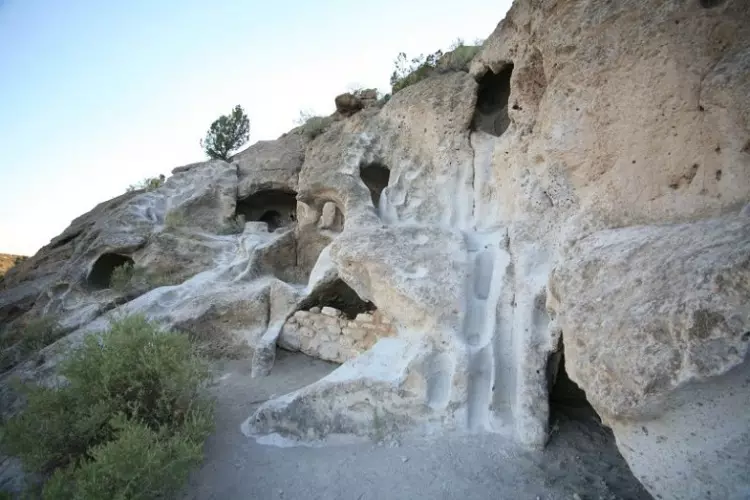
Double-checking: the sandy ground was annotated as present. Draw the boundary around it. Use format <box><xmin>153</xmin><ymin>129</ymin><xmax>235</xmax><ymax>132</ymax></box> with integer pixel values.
<box><xmin>183</xmin><ymin>350</ymin><xmax>652</xmax><ymax>500</ymax></box>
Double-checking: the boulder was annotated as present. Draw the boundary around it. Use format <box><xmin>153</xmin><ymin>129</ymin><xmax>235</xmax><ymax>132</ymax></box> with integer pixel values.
<box><xmin>549</xmin><ymin>213</ymin><xmax>750</xmax><ymax>500</ymax></box>
<box><xmin>334</xmin><ymin>93</ymin><xmax>363</xmax><ymax>116</ymax></box>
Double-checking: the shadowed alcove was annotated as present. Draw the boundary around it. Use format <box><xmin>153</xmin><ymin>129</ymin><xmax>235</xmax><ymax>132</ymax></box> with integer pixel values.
<box><xmin>236</xmin><ymin>189</ymin><xmax>298</xmax><ymax>231</ymax></box>
<box><xmin>471</xmin><ymin>64</ymin><xmax>514</xmax><ymax>137</ymax></box>
<box><xmin>298</xmin><ymin>279</ymin><xmax>376</xmax><ymax>320</ymax></box>
<box><xmin>547</xmin><ymin>336</ymin><xmax>601</xmax><ymax>425</ymax></box>
<box><xmin>88</xmin><ymin>253</ymin><xmax>134</xmax><ymax>289</ymax></box>
<box><xmin>359</xmin><ymin>163</ymin><xmax>390</xmax><ymax>206</ymax></box>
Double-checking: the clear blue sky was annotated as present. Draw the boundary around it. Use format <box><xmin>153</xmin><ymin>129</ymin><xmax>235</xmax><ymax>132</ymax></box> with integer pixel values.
<box><xmin>0</xmin><ymin>0</ymin><xmax>510</xmax><ymax>255</ymax></box>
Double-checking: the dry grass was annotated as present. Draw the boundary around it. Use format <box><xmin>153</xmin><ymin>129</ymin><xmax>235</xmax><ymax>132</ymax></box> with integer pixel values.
<box><xmin>0</xmin><ymin>253</ymin><xmax>26</xmax><ymax>277</ymax></box>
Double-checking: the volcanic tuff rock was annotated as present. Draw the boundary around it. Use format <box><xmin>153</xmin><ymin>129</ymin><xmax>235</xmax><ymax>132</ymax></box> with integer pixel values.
<box><xmin>1</xmin><ymin>0</ymin><xmax>749</xmax><ymax>498</ymax></box>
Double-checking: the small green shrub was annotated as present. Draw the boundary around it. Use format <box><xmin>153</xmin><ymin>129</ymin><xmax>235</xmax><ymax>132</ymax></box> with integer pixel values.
<box><xmin>143</xmin><ymin>268</ymin><xmax>183</xmax><ymax>288</ymax></box>
<box><xmin>164</xmin><ymin>210</ymin><xmax>187</xmax><ymax>230</ymax></box>
<box><xmin>303</xmin><ymin>116</ymin><xmax>331</xmax><ymax>139</ymax></box>
<box><xmin>389</xmin><ymin>39</ymin><xmax>482</xmax><ymax>94</ymax></box>
<box><xmin>126</xmin><ymin>175</ymin><xmax>165</xmax><ymax>193</ymax></box>
<box><xmin>19</xmin><ymin>316</ymin><xmax>64</xmax><ymax>353</ymax></box>
<box><xmin>295</xmin><ymin>110</ymin><xmax>332</xmax><ymax>139</ymax></box>
<box><xmin>0</xmin><ymin>315</ymin><xmax>64</xmax><ymax>372</ymax></box>
<box><xmin>390</xmin><ymin>50</ymin><xmax>442</xmax><ymax>94</ymax></box>
<box><xmin>109</xmin><ymin>262</ymin><xmax>135</xmax><ymax>292</ymax></box>
<box><xmin>441</xmin><ymin>44</ymin><xmax>481</xmax><ymax>71</ymax></box>
<box><xmin>0</xmin><ymin>315</ymin><xmax>213</xmax><ymax>499</ymax></box>
<box><xmin>201</xmin><ymin>105</ymin><xmax>250</xmax><ymax>161</ymax></box>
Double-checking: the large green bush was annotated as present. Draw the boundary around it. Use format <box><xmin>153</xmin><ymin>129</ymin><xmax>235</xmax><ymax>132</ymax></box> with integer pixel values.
<box><xmin>0</xmin><ymin>315</ymin><xmax>214</xmax><ymax>499</ymax></box>
<box><xmin>201</xmin><ymin>105</ymin><xmax>250</xmax><ymax>160</ymax></box>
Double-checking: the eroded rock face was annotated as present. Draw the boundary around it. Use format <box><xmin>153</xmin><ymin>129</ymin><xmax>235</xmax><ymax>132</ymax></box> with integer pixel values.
<box><xmin>278</xmin><ymin>308</ymin><xmax>395</xmax><ymax>363</ymax></box>
<box><xmin>2</xmin><ymin>0</ymin><xmax>749</xmax><ymax>498</ymax></box>
<box><xmin>548</xmin><ymin>213</ymin><xmax>750</xmax><ymax>500</ymax></box>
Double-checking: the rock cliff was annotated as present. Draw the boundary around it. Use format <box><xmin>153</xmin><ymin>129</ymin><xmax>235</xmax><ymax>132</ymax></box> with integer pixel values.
<box><xmin>1</xmin><ymin>0</ymin><xmax>748</xmax><ymax>498</ymax></box>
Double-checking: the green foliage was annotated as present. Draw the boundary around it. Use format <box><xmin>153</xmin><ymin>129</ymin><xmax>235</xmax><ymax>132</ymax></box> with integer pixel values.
<box><xmin>164</xmin><ymin>210</ymin><xmax>187</xmax><ymax>230</ymax></box>
<box><xmin>0</xmin><ymin>316</ymin><xmax>214</xmax><ymax>499</ymax></box>
<box><xmin>126</xmin><ymin>175</ymin><xmax>165</xmax><ymax>193</ymax></box>
<box><xmin>141</xmin><ymin>268</ymin><xmax>183</xmax><ymax>289</ymax></box>
<box><xmin>107</xmin><ymin>260</ymin><xmax>184</xmax><ymax>294</ymax></box>
<box><xmin>0</xmin><ymin>315</ymin><xmax>64</xmax><ymax>372</ymax></box>
<box><xmin>295</xmin><ymin>110</ymin><xmax>332</xmax><ymax>139</ymax></box>
<box><xmin>390</xmin><ymin>50</ymin><xmax>442</xmax><ymax>94</ymax></box>
<box><xmin>377</xmin><ymin>93</ymin><xmax>392</xmax><ymax>107</ymax></box>
<box><xmin>19</xmin><ymin>316</ymin><xmax>64</xmax><ymax>353</ymax></box>
<box><xmin>389</xmin><ymin>39</ymin><xmax>482</xmax><ymax>94</ymax></box>
<box><xmin>13</xmin><ymin>255</ymin><xmax>28</xmax><ymax>266</ymax></box>
<box><xmin>443</xmin><ymin>44</ymin><xmax>481</xmax><ymax>71</ymax></box>
<box><xmin>109</xmin><ymin>262</ymin><xmax>135</xmax><ymax>292</ymax></box>
<box><xmin>201</xmin><ymin>105</ymin><xmax>250</xmax><ymax>161</ymax></box>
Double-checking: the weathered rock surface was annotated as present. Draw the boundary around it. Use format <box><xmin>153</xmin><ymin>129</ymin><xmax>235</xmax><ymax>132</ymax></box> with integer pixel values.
<box><xmin>548</xmin><ymin>213</ymin><xmax>750</xmax><ymax>500</ymax></box>
<box><xmin>278</xmin><ymin>308</ymin><xmax>395</xmax><ymax>363</ymax></box>
<box><xmin>1</xmin><ymin>0</ymin><xmax>749</xmax><ymax>498</ymax></box>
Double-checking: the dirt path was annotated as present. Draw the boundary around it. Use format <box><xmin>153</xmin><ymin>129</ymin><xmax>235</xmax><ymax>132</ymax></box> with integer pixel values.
<box><xmin>183</xmin><ymin>350</ymin><xmax>651</xmax><ymax>500</ymax></box>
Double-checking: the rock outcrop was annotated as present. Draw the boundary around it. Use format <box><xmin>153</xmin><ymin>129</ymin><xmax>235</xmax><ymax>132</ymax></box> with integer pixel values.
<box><xmin>1</xmin><ymin>0</ymin><xmax>749</xmax><ymax>498</ymax></box>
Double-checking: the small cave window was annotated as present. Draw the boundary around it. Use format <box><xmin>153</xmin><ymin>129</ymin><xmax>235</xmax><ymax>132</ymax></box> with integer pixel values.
<box><xmin>298</xmin><ymin>279</ymin><xmax>375</xmax><ymax>319</ymax></box>
<box><xmin>547</xmin><ymin>337</ymin><xmax>599</xmax><ymax>423</ymax></box>
<box><xmin>88</xmin><ymin>253</ymin><xmax>134</xmax><ymax>290</ymax></box>
<box><xmin>359</xmin><ymin>163</ymin><xmax>390</xmax><ymax>206</ymax></box>
<box><xmin>471</xmin><ymin>64</ymin><xmax>514</xmax><ymax>137</ymax></box>
<box><xmin>236</xmin><ymin>189</ymin><xmax>297</xmax><ymax>232</ymax></box>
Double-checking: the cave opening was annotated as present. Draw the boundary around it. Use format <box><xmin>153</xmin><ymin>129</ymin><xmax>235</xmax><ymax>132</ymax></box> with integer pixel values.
<box><xmin>471</xmin><ymin>64</ymin><xmax>514</xmax><ymax>137</ymax></box>
<box><xmin>545</xmin><ymin>338</ymin><xmax>654</xmax><ymax>499</ymax></box>
<box><xmin>547</xmin><ymin>337</ymin><xmax>600</xmax><ymax>424</ymax></box>
<box><xmin>359</xmin><ymin>163</ymin><xmax>390</xmax><ymax>206</ymax></box>
<box><xmin>88</xmin><ymin>253</ymin><xmax>134</xmax><ymax>290</ymax></box>
<box><xmin>699</xmin><ymin>0</ymin><xmax>725</xmax><ymax>8</ymax></box>
<box><xmin>298</xmin><ymin>279</ymin><xmax>376</xmax><ymax>319</ymax></box>
<box><xmin>236</xmin><ymin>189</ymin><xmax>298</xmax><ymax>231</ymax></box>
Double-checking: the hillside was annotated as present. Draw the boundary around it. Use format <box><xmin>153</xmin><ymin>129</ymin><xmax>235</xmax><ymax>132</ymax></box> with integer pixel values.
<box><xmin>0</xmin><ymin>253</ymin><xmax>25</xmax><ymax>277</ymax></box>
<box><xmin>0</xmin><ymin>1</ymin><xmax>749</xmax><ymax>499</ymax></box>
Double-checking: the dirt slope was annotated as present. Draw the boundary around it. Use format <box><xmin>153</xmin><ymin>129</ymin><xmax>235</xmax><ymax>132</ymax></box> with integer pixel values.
<box><xmin>0</xmin><ymin>254</ymin><xmax>25</xmax><ymax>276</ymax></box>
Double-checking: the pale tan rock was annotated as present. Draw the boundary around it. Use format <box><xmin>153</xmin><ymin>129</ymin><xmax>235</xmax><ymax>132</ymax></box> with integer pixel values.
<box><xmin>321</xmin><ymin>306</ymin><xmax>341</xmax><ymax>317</ymax></box>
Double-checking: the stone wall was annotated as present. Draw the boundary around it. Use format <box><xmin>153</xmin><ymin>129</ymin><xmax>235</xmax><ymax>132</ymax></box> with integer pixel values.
<box><xmin>278</xmin><ymin>306</ymin><xmax>395</xmax><ymax>363</ymax></box>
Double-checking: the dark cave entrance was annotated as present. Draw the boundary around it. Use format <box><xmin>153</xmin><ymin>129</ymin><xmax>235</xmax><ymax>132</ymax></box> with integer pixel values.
<box><xmin>359</xmin><ymin>163</ymin><xmax>390</xmax><ymax>206</ymax></box>
<box><xmin>236</xmin><ymin>189</ymin><xmax>298</xmax><ymax>231</ymax></box>
<box><xmin>298</xmin><ymin>279</ymin><xmax>376</xmax><ymax>319</ymax></box>
<box><xmin>88</xmin><ymin>253</ymin><xmax>134</xmax><ymax>290</ymax></box>
<box><xmin>545</xmin><ymin>338</ymin><xmax>653</xmax><ymax>499</ymax></box>
<box><xmin>259</xmin><ymin>210</ymin><xmax>283</xmax><ymax>231</ymax></box>
<box><xmin>471</xmin><ymin>64</ymin><xmax>513</xmax><ymax>137</ymax></box>
<box><xmin>547</xmin><ymin>338</ymin><xmax>601</xmax><ymax>423</ymax></box>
